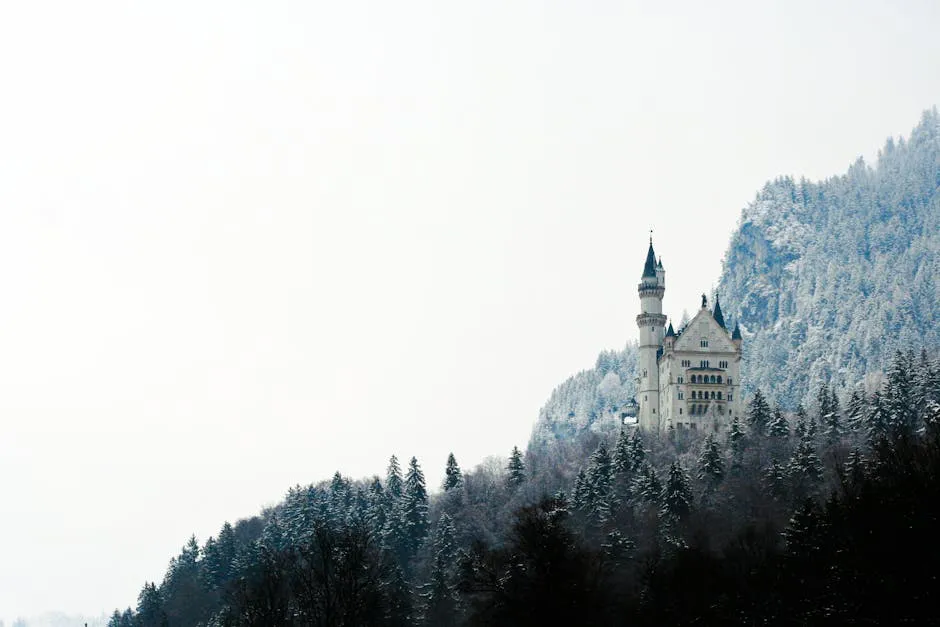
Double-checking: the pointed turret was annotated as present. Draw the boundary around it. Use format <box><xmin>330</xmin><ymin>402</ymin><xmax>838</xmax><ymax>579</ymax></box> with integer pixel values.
<box><xmin>732</xmin><ymin>322</ymin><xmax>742</xmax><ymax>340</ymax></box>
<box><xmin>713</xmin><ymin>295</ymin><xmax>726</xmax><ymax>329</ymax></box>
<box><xmin>642</xmin><ymin>240</ymin><xmax>657</xmax><ymax>278</ymax></box>
<box><xmin>665</xmin><ymin>322</ymin><xmax>675</xmax><ymax>337</ymax></box>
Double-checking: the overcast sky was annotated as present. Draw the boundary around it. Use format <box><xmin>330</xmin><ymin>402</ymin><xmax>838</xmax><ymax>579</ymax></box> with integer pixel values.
<box><xmin>1</xmin><ymin>0</ymin><xmax>938</xmax><ymax>619</ymax></box>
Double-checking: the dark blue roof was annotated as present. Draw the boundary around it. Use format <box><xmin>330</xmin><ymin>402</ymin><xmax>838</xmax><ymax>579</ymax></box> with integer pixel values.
<box><xmin>732</xmin><ymin>322</ymin><xmax>742</xmax><ymax>340</ymax></box>
<box><xmin>642</xmin><ymin>241</ymin><xmax>657</xmax><ymax>278</ymax></box>
<box><xmin>713</xmin><ymin>296</ymin><xmax>726</xmax><ymax>329</ymax></box>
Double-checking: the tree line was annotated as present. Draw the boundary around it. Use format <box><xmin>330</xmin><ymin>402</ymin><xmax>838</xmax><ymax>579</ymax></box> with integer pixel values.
<box><xmin>108</xmin><ymin>349</ymin><xmax>940</xmax><ymax>625</ymax></box>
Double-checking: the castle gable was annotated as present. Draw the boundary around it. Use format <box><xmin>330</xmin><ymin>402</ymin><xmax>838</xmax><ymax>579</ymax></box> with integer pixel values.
<box><xmin>673</xmin><ymin>309</ymin><xmax>736</xmax><ymax>353</ymax></box>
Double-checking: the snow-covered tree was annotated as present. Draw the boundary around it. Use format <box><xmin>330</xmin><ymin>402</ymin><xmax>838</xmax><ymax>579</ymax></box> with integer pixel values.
<box><xmin>443</xmin><ymin>453</ymin><xmax>462</xmax><ymax>491</ymax></box>
<box><xmin>747</xmin><ymin>389</ymin><xmax>772</xmax><ymax>436</ymax></box>
<box><xmin>403</xmin><ymin>456</ymin><xmax>430</xmax><ymax>553</ymax></box>
<box><xmin>660</xmin><ymin>461</ymin><xmax>693</xmax><ymax>521</ymax></box>
<box><xmin>697</xmin><ymin>434</ymin><xmax>725</xmax><ymax>489</ymax></box>
<box><xmin>507</xmin><ymin>446</ymin><xmax>526</xmax><ymax>487</ymax></box>
<box><xmin>767</xmin><ymin>404</ymin><xmax>790</xmax><ymax>438</ymax></box>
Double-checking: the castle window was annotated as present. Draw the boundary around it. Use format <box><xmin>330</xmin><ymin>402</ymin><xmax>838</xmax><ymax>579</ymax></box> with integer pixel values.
<box><xmin>700</xmin><ymin>339</ymin><xmax>708</xmax><ymax>347</ymax></box>
<box><xmin>710</xmin><ymin>375</ymin><xmax>716</xmax><ymax>383</ymax></box>
<box><xmin>679</xmin><ymin>408</ymin><xmax>683</xmax><ymax>415</ymax></box>
<box><xmin>678</xmin><ymin>392</ymin><xmax>684</xmax><ymax>400</ymax></box>
<box><xmin>717</xmin><ymin>375</ymin><xmax>722</xmax><ymax>384</ymax></box>
<box><xmin>728</xmin><ymin>394</ymin><xmax>733</xmax><ymax>401</ymax></box>
<box><xmin>728</xmin><ymin>377</ymin><xmax>733</xmax><ymax>385</ymax></box>
<box><xmin>719</xmin><ymin>360</ymin><xmax>728</xmax><ymax>369</ymax></box>
<box><xmin>652</xmin><ymin>408</ymin><xmax>655</xmax><ymax>414</ymax></box>
<box><xmin>710</xmin><ymin>391</ymin><xmax>715</xmax><ymax>399</ymax></box>
<box><xmin>717</xmin><ymin>391</ymin><xmax>722</xmax><ymax>400</ymax></box>
<box><xmin>690</xmin><ymin>423</ymin><xmax>697</xmax><ymax>430</ymax></box>
<box><xmin>681</xmin><ymin>360</ymin><xmax>691</xmax><ymax>368</ymax></box>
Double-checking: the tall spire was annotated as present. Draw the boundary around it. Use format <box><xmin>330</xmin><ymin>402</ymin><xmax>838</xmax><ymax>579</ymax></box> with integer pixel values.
<box><xmin>732</xmin><ymin>322</ymin><xmax>742</xmax><ymax>340</ymax></box>
<box><xmin>713</xmin><ymin>295</ymin><xmax>726</xmax><ymax>329</ymax></box>
<box><xmin>642</xmin><ymin>239</ymin><xmax>657</xmax><ymax>278</ymax></box>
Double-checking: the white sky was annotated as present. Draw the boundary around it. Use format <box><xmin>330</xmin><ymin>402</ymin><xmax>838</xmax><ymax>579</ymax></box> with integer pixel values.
<box><xmin>0</xmin><ymin>0</ymin><xmax>938</xmax><ymax>619</ymax></box>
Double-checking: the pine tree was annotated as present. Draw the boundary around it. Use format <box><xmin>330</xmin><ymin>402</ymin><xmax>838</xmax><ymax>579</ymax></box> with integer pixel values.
<box><xmin>367</xmin><ymin>476</ymin><xmax>388</xmax><ymax>535</ymax></box>
<box><xmin>136</xmin><ymin>582</ymin><xmax>167</xmax><ymax>627</ymax></box>
<box><xmin>819</xmin><ymin>383</ymin><xmax>843</xmax><ymax>443</ymax></box>
<box><xmin>660</xmin><ymin>461</ymin><xmax>692</xmax><ymax>521</ymax></box>
<box><xmin>613</xmin><ymin>428</ymin><xmax>631</xmax><ymax>475</ymax></box>
<box><xmin>767</xmin><ymin>404</ymin><xmax>790</xmax><ymax>438</ymax></box>
<box><xmin>403</xmin><ymin>456</ymin><xmax>430</xmax><ymax>554</ymax></box>
<box><xmin>572</xmin><ymin>468</ymin><xmax>589</xmax><ymax>511</ymax></box>
<box><xmin>507</xmin><ymin>446</ymin><xmax>526</xmax><ymax>487</ymax></box>
<box><xmin>586</xmin><ymin>442</ymin><xmax>616</xmax><ymax>524</ymax></box>
<box><xmin>422</xmin><ymin>514</ymin><xmax>459</xmax><ymax>626</ymax></box>
<box><xmin>886</xmin><ymin>349</ymin><xmax>917</xmax><ymax>438</ymax></box>
<box><xmin>846</xmin><ymin>390</ymin><xmax>865</xmax><ymax>431</ymax></box>
<box><xmin>747</xmin><ymin>388</ymin><xmax>772</xmax><ymax>436</ymax></box>
<box><xmin>788</xmin><ymin>432</ymin><xmax>824</xmax><ymax>496</ymax></box>
<box><xmin>628</xmin><ymin>430</ymin><xmax>647</xmax><ymax>471</ymax></box>
<box><xmin>763</xmin><ymin>459</ymin><xmax>788</xmax><ymax>498</ymax></box>
<box><xmin>387</xmin><ymin>455</ymin><xmax>404</xmax><ymax>500</ymax></box>
<box><xmin>443</xmin><ymin>453</ymin><xmax>462</xmax><ymax>491</ymax></box>
<box><xmin>696</xmin><ymin>434</ymin><xmax>725</xmax><ymax>489</ymax></box>
<box><xmin>866</xmin><ymin>391</ymin><xmax>889</xmax><ymax>444</ymax></box>
<box><xmin>784</xmin><ymin>498</ymin><xmax>825</xmax><ymax>556</ymax></box>
<box><xmin>794</xmin><ymin>404</ymin><xmax>808</xmax><ymax>438</ymax></box>
<box><xmin>727</xmin><ymin>415</ymin><xmax>745</xmax><ymax>468</ymax></box>
<box><xmin>632</xmin><ymin>462</ymin><xmax>662</xmax><ymax>504</ymax></box>
<box><xmin>843</xmin><ymin>448</ymin><xmax>866</xmax><ymax>489</ymax></box>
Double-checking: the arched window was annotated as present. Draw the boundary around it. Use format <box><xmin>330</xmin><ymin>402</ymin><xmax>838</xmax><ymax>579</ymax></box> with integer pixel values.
<box><xmin>710</xmin><ymin>391</ymin><xmax>716</xmax><ymax>399</ymax></box>
<box><xmin>717</xmin><ymin>375</ymin><xmax>722</xmax><ymax>384</ymax></box>
<box><xmin>710</xmin><ymin>375</ymin><xmax>716</xmax><ymax>383</ymax></box>
<box><xmin>717</xmin><ymin>391</ymin><xmax>722</xmax><ymax>400</ymax></box>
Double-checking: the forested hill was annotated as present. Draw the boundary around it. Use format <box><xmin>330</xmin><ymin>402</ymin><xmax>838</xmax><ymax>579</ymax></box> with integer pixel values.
<box><xmin>528</xmin><ymin>108</ymin><xmax>940</xmax><ymax>453</ymax></box>
<box><xmin>528</xmin><ymin>346</ymin><xmax>637</xmax><ymax>452</ymax></box>
<box><xmin>719</xmin><ymin>108</ymin><xmax>940</xmax><ymax>408</ymax></box>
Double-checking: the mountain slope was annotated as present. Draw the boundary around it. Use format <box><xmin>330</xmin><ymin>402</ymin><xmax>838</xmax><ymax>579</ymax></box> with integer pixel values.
<box><xmin>719</xmin><ymin>108</ymin><xmax>940</xmax><ymax>407</ymax></box>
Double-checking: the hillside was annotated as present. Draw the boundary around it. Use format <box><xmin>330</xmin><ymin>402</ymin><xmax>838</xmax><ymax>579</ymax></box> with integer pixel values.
<box><xmin>719</xmin><ymin>108</ymin><xmax>940</xmax><ymax>408</ymax></box>
<box><xmin>528</xmin><ymin>108</ymin><xmax>940</xmax><ymax>451</ymax></box>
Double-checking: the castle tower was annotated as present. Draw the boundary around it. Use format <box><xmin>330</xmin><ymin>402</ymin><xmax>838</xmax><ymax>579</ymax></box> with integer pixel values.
<box><xmin>636</xmin><ymin>239</ymin><xmax>666</xmax><ymax>431</ymax></box>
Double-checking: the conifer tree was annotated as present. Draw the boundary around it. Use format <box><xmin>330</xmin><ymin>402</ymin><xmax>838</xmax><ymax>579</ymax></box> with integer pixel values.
<box><xmin>727</xmin><ymin>415</ymin><xmax>745</xmax><ymax>468</ymax></box>
<box><xmin>507</xmin><ymin>446</ymin><xmax>526</xmax><ymax>487</ymax></box>
<box><xmin>747</xmin><ymin>388</ymin><xmax>772</xmax><ymax>436</ymax></box>
<box><xmin>886</xmin><ymin>349</ymin><xmax>917</xmax><ymax>438</ymax></box>
<box><xmin>586</xmin><ymin>442</ymin><xmax>617</xmax><ymax>524</ymax></box>
<box><xmin>660</xmin><ymin>461</ymin><xmax>692</xmax><ymax>521</ymax></box>
<box><xmin>387</xmin><ymin>455</ymin><xmax>404</xmax><ymax>500</ymax></box>
<box><xmin>697</xmin><ymin>434</ymin><xmax>725</xmax><ymax>489</ymax></box>
<box><xmin>866</xmin><ymin>391</ymin><xmax>889</xmax><ymax>444</ymax></box>
<box><xmin>403</xmin><ymin>456</ymin><xmax>430</xmax><ymax>553</ymax></box>
<box><xmin>613</xmin><ymin>428</ymin><xmax>631</xmax><ymax>474</ymax></box>
<box><xmin>632</xmin><ymin>462</ymin><xmax>662</xmax><ymax>504</ymax></box>
<box><xmin>819</xmin><ymin>383</ymin><xmax>843</xmax><ymax>443</ymax></box>
<box><xmin>628</xmin><ymin>430</ymin><xmax>647</xmax><ymax>471</ymax></box>
<box><xmin>795</xmin><ymin>404</ymin><xmax>808</xmax><ymax>438</ymax></box>
<box><xmin>367</xmin><ymin>476</ymin><xmax>388</xmax><ymax>535</ymax></box>
<box><xmin>443</xmin><ymin>453</ymin><xmax>462</xmax><ymax>491</ymax></box>
<box><xmin>846</xmin><ymin>390</ymin><xmax>865</xmax><ymax>431</ymax></box>
<box><xmin>788</xmin><ymin>431</ymin><xmax>824</xmax><ymax>496</ymax></box>
<box><xmin>767</xmin><ymin>404</ymin><xmax>790</xmax><ymax>438</ymax></box>
<box><xmin>572</xmin><ymin>468</ymin><xmax>589</xmax><ymax>511</ymax></box>
<box><xmin>843</xmin><ymin>448</ymin><xmax>866</xmax><ymax>489</ymax></box>
<box><xmin>422</xmin><ymin>514</ymin><xmax>459</xmax><ymax>626</ymax></box>
<box><xmin>763</xmin><ymin>459</ymin><xmax>787</xmax><ymax>498</ymax></box>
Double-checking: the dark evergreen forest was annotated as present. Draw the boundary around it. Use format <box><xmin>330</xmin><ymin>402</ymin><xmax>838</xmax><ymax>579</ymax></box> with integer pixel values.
<box><xmin>106</xmin><ymin>349</ymin><xmax>940</xmax><ymax>626</ymax></box>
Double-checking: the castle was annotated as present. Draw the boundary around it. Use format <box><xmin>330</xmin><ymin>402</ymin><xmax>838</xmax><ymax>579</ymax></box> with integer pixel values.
<box><xmin>635</xmin><ymin>239</ymin><xmax>743</xmax><ymax>432</ymax></box>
